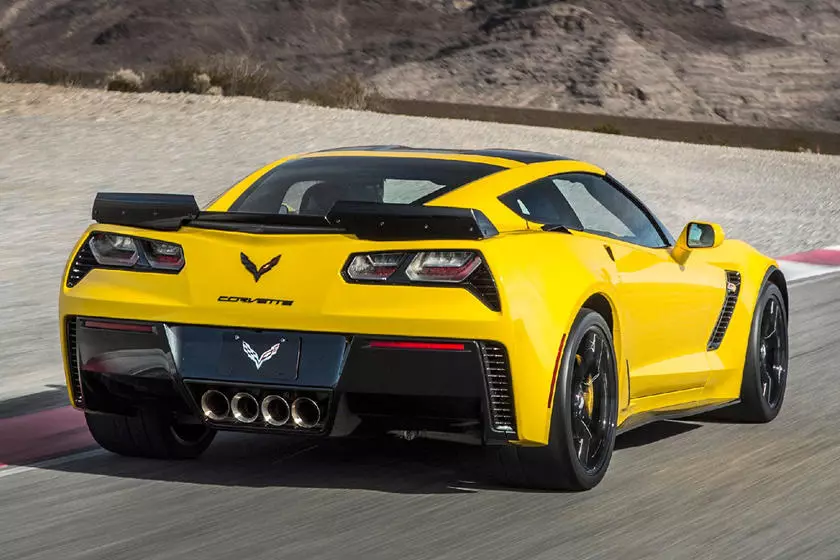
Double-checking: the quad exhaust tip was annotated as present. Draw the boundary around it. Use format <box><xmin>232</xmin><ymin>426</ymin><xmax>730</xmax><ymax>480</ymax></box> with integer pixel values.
<box><xmin>231</xmin><ymin>392</ymin><xmax>260</xmax><ymax>424</ymax></box>
<box><xmin>291</xmin><ymin>397</ymin><xmax>321</xmax><ymax>428</ymax></box>
<box><xmin>201</xmin><ymin>390</ymin><xmax>230</xmax><ymax>421</ymax></box>
<box><xmin>261</xmin><ymin>395</ymin><xmax>291</xmax><ymax>427</ymax></box>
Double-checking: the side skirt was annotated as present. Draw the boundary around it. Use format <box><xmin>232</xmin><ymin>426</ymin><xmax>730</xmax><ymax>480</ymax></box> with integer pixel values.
<box><xmin>616</xmin><ymin>398</ymin><xmax>740</xmax><ymax>435</ymax></box>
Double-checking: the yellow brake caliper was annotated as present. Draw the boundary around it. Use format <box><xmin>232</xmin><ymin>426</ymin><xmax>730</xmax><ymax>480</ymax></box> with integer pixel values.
<box><xmin>577</xmin><ymin>354</ymin><xmax>595</xmax><ymax>417</ymax></box>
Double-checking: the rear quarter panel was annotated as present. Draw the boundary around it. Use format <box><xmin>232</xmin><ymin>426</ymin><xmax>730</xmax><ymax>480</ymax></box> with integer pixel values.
<box><xmin>479</xmin><ymin>230</ymin><xmax>625</xmax><ymax>444</ymax></box>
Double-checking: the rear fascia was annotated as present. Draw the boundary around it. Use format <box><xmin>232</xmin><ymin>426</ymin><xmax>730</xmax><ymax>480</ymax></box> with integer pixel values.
<box><xmin>63</xmin><ymin>314</ymin><xmax>518</xmax><ymax>442</ymax></box>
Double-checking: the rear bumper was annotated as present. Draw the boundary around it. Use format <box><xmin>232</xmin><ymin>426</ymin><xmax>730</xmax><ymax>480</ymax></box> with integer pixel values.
<box><xmin>63</xmin><ymin>315</ymin><xmax>519</xmax><ymax>444</ymax></box>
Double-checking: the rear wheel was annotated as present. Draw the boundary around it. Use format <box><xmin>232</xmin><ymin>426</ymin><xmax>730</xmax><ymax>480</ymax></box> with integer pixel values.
<box><xmin>493</xmin><ymin>308</ymin><xmax>618</xmax><ymax>491</ymax></box>
<box><xmin>85</xmin><ymin>410</ymin><xmax>216</xmax><ymax>459</ymax></box>
<box><xmin>729</xmin><ymin>281</ymin><xmax>789</xmax><ymax>422</ymax></box>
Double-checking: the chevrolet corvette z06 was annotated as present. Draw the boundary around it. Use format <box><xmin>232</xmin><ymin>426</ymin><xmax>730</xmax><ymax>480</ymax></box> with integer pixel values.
<box><xmin>59</xmin><ymin>146</ymin><xmax>789</xmax><ymax>490</ymax></box>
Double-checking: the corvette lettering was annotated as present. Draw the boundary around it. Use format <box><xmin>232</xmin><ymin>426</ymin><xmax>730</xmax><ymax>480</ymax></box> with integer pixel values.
<box><xmin>218</xmin><ymin>295</ymin><xmax>294</xmax><ymax>306</ymax></box>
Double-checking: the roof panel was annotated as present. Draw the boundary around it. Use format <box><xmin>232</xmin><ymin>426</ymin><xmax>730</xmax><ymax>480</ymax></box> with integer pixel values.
<box><xmin>312</xmin><ymin>145</ymin><xmax>573</xmax><ymax>164</ymax></box>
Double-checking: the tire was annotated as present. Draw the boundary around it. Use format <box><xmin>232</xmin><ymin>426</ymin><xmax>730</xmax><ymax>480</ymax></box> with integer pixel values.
<box><xmin>729</xmin><ymin>281</ymin><xmax>789</xmax><ymax>423</ymax></box>
<box><xmin>492</xmin><ymin>308</ymin><xmax>619</xmax><ymax>491</ymax></box>
<box><xmin>85</xmin><ymin>409</ymin><xmax>216</xmax><ymax>459</ymax></box>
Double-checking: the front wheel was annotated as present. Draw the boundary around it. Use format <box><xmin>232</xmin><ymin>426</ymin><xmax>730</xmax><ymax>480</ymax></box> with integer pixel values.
<box><xmin>729</xmin><ymin>281</ymin><xmax>789</xmax><ymax>422</ymax></box>
<box><xmin>492</xmin><ymin>308</ymin><xmax>619</xmax><ymax>491</ymax></box>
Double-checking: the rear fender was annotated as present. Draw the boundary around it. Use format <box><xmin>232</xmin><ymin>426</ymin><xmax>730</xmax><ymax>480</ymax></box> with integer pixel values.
<box><xmin>480</xmin><ymin>232</ymin><xmax>622</xmax><ymax>444</ymax></box>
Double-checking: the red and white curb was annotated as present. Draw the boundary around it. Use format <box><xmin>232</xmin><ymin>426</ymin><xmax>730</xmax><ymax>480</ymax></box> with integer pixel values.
<box><xmin>0</xmin><ymin>406</ymin><xmax>95</xmax><ymax>469</ymax></box>
<box><xmin>777</xmin><ymin>245</ymin><xmax>840</xmax><ymax>283</ymax></box>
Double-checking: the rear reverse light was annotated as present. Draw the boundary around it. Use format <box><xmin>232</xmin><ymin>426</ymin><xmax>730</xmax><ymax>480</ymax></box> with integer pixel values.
<box><xmin>346</xmin><ymin>252</ymin><xmax>404</xmax><ymax>281</ymax></box>
<box><xmin>89</xmin><ymin>233</ymin><xmax>140</xmax><ymax>267</ymax></box>
<box><xmin>405</xmin><ymin>251</ymin><xmax>481</xmax><ymax>283</ymax></box>
<box><xmin>369</xmin><ymin>340</ymin><xmax>466</xmax><ymax>351</ymax></box>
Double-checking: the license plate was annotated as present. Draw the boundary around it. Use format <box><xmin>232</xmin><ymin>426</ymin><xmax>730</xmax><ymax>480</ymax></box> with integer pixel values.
<box><xmin>219</xmin><ymin>331</ymin><xmax>300</xmax><ymax>380</ymax></box>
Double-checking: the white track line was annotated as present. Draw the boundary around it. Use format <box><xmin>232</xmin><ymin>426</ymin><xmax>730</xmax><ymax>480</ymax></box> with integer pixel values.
<box><xmin>0</xmin><ymin>448</ymin><xmax>105</xmax><ymax>479</ymax></box>
<box><xmin>777</xmin><ymin>260</ymin><xmax>840</xmax><ymax>283</ymax></box>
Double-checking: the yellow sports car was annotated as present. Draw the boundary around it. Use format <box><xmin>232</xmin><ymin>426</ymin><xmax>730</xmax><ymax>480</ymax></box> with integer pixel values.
<box><xmin>59</xmin><ymin>146</ymin><xmax>790</xmax><ymax>490</ymax></box>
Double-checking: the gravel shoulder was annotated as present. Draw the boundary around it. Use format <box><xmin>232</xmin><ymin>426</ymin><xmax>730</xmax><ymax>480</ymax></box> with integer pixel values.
<box><xmin>1</xmin><ymin>82</ymin><xmax>839</xmax><ymax>400</ymax></box>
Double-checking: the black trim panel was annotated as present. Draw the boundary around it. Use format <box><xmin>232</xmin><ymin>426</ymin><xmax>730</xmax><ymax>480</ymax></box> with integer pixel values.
<box><xmin>478</xmin><ymin>341</ymin><xmax>517</xmax><ymax>437</ymax></box>
<box><xmin>707</xmin><ymin>270</ymin><xmax>742</xmax><ymax>351</ymax></box>
<box><xmin>617</xmin><ymin>399</ymin><xmax>739</xmax><ymax>435</ymax></box>
<box><xmin>65</xmin><ymin>317</ymin><xmax>84</xmax><ymax>407</ymax></box>
<box><xmin>63</xmin><ymin>316</ymin><xmax>518</xmax><ymax>441</ymax></box>
<box><xmin>327</xmin><ymin>201</ymin><xmax>498</xmax><ymax>241</ymax></box>
<box><xmin>92</xmin><ymin>192</ymin><xmax>200</xmax><ymax>231</ymax></box>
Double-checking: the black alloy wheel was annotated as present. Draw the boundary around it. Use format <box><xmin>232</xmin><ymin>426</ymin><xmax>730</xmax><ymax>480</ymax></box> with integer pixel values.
<box><xmin>570</xmin><ymin>326</ymin><xmax>615</xmax><ymax>475</ymax></box>
<box><xmin>728</xmin><ymin>279</ymin><xmax>789</xmax><ymax>423</ymax></box>
<box><xmin>758</xmin><ymin>295</ymin><xmax>788</xmax><ymax>410</ymax></box>
<box><xmin>493</xmin><ymin>308</ymin><xmax>618</xmax><ymax>491</ymax></box>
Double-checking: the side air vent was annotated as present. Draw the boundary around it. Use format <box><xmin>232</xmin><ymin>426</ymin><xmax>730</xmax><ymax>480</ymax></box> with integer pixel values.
<box><xmin>65</xmin><ymin>316</ymin><xmax>85</xmax><ymax>407</ymax></box>
<box><xmin>708</xmin><ymin>270</ymin><xmax>741</xmax><ymax>351</ymax></box>
<box><xmin>466</xmin><ymin>262</ymin><xmax>501</xmax><ymax>312</ymax></box>
<box><xmin>66</xmin><ymin>236</ymin><xmax>97</xmax><ymax>288</ymax></box>
<box><xmin>479</xmin><ymin>341</ymin><xmax>517</xmax><ymax>437</ymax></box>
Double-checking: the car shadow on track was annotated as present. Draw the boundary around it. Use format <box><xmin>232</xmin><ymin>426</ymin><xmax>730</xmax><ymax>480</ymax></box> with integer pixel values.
<box><xmin>0</xmin><ymin>384</ymin><xmax>70</xmax><ymax>419</ymax></box>
<box><xmin>33</xmin><ymin>419</ymin><xmax>702</xmax><ymax>495</ymax></box>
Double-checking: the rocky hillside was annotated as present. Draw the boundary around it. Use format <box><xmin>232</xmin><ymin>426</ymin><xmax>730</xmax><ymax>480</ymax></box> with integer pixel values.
<box><xmin>1</xmin><ymin>0</ymin><xmax>838</xmax><ymax>131</ymax></box>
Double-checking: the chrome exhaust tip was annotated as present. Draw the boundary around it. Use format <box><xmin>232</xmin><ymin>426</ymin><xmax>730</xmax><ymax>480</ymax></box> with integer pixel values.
<box><xmin>201</xmin><ymin>390</ymin><xmax>230</xmax><ymax>421</ymax></box>
<box><xmin>291</xmin><ymin>397</ymin><xmax>321</xmax><ymax>428</ymax></box>
<box><xmin>231</xmin><ymin>392</ymin><xmax>260</xmax><ymax>424</ymax></box>
<box><xmin>261</xmin><ymin>395</ymin><xmax>291</xmax><ymax>427</ymax></box>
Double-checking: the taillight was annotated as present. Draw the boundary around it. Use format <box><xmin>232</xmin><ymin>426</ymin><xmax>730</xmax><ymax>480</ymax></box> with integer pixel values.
<box><xmin>142</xmin><ymin>239</ymin><xmax>185</xmax><ymax>270</ymax></box>
<box><xmin>89</xmin><ymin>233</ymin><xmax>140</xmax><ymax>267</ymax></box>
<box><xmin>405</xmin><ymin>251</ymin><xmax>481</xmax><ymax>283</ymax></box>
<box><xmin>66</xmin><ymin>231</ymin><xmax>186</xmax><ymax>287</ymax></box>
<box><xmin>346</xmin><ymin>252</ymin><xmax>404</xmax><ymax>281</ymax></box>
<box><xmin>341</xmin><ymin>249</ymin><xmax>500</xmax><ymax>311</ymax></box>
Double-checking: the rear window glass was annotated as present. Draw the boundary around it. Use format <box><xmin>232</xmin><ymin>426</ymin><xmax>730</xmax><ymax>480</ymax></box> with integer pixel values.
<box><xmin>228</xmin><ymin>156</ymin><xmax>505</xmax><ymax>215</ymax></box>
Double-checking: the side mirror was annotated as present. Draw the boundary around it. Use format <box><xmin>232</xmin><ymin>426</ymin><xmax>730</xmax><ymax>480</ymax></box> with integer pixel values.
<box><xmin>673</xmin><ymin>221</ymin><xmax>724</xmax><ymax>262</ymax></box>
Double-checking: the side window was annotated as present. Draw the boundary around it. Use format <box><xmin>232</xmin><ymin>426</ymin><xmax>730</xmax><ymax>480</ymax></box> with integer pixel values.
<box><xmin>499</xmin><ymin>173</ymin><xmax>667</xmax><ymax>248</ymax></box>
<box><xmin>553</xmin><ymin>178</ymin><xmax>633</xmax><ymax>239</ymax></box>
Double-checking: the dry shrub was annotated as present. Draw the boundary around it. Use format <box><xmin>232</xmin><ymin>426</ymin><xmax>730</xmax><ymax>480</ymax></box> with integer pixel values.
<box><xmin>292</xmin><ymin>74</ymin><xmax>384</xmax><ymax>110</ymax></box>
<box><xmin>191</xmin><ymin>72</ymin><xmax>212</xmax><ymax>94</ymax></box>
<box><xmin>146</xmin><ymin>59</ymin><xmax>204</xmax><ymax>93</ymax></box>
<box><xmin>106</xmin><ymin>68</ymin><xmax>144</xmax><ymax>92</ymax></box>
<box><xmin>204</xmin><ymin>54</ymin><xmax>275</xmax><ymax>98</ymax></box>
<box><xmin>4</xmin><ymin>65</ymin><xmax>85</xmax><ymax>87</ymax></box>
<box><xmin>142</xmin><ymin>56</ymin><xmax>381</xmax><ymax>111</ymax></box>
<box><xmin>592</xmin><ymin>123</ymin><xmax>622</xmax><ymax>135</ymax></box>
<box><xmin>146</xmin><ymin>55</ymin><xmax>276</xmax><ymax>98</ymax></box>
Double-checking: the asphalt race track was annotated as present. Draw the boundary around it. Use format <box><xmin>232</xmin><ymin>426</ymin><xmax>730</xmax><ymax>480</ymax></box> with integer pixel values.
<box><xmin>1</xmin><ymin>273</ymin><xmax>839</xmax><ymax>559</ymax></box>
<box><xmin>2</xmin><ymin>84</ymin><xmax>840</xmax><ymax>560</ymax></box>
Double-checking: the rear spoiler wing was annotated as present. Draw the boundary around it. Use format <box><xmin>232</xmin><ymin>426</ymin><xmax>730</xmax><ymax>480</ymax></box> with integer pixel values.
<box><xmin>92</xmin><ymin>192</ymin><xmax>200</xmax><ymax>231</ymax></box>
<box><xmin>325</xmin><ymin>200</ymin><xmax>498</xmax><ymax>240</ymax></box>
<box><xmin>91</xmin><ymin>193</ymin><xmax>499</xmax><ymax>240</ymax></box>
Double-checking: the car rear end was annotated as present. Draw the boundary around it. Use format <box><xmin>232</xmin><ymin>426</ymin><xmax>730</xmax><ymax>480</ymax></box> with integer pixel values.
<box><xmin>61</xmin><ymin>225</ymin><xmax>524</xmax><ymax>442</ymax></box>
<box><xmin>59</xmin><ymin>153</ymin><xmax>556</xmax><ymax>451</ymax></box>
